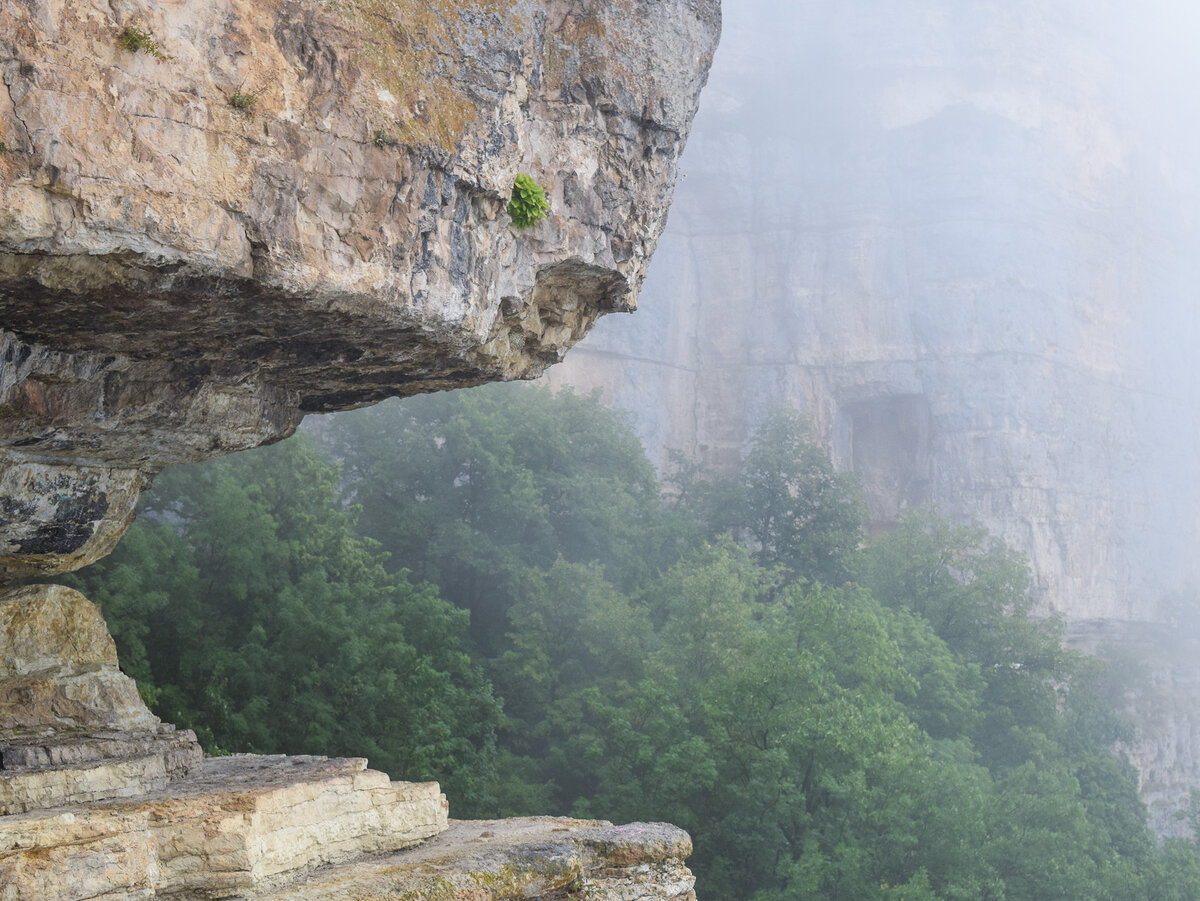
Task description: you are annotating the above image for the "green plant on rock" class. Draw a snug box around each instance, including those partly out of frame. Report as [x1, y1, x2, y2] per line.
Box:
[118, 25, 166, 60]
[507, 173, 550, 229]
[227, 84, 263, 111]
[372, 128, 399, 149]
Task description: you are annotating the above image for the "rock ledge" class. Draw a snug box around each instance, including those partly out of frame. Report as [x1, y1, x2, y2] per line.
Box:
[262, 817, 696, 901]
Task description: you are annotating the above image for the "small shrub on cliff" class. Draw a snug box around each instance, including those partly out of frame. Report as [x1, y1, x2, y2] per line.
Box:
[118, 25, 166, 60]
[372, 128, 399, 149]
[507, 173, 550, 229]
[227, 84, 263, 112]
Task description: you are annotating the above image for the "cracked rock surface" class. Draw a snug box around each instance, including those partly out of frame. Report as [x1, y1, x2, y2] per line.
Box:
[0, 0, 719, 574]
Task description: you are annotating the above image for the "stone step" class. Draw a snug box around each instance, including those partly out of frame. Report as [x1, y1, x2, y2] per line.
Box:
[0, 754, 448, 900]
[0, 750, 169, 817]
[0, 726, 199, 772]
[0, 727, 202, 815]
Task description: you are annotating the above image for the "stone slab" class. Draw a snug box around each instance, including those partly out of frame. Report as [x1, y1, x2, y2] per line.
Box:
[0, 726, 198, 771]
[0, 754, 447, 899]
[0, 750, 168, 816]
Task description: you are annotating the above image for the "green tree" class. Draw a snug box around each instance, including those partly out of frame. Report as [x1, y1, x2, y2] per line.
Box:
[70, 435, 500, 814]
[495, 542, 1002, 899]
[68, 382, 1200, 900]
[673, 407, 866, 584]
[313, 383, 685, 650]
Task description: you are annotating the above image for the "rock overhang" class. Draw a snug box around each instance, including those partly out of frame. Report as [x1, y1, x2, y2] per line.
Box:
[0, 0, 719, 453]
[0, 0, 720, 576]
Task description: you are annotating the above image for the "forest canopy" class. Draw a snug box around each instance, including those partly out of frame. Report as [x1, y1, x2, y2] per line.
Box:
[69, 383, 1200, 901]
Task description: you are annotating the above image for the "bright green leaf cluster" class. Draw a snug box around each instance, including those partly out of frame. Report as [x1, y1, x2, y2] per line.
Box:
[118, 25, 166, 60]
[507, 173, 550, 229]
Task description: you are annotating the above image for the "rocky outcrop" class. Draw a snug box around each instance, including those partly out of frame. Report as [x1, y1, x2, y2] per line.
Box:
[0, 584, 201, 813]
[0, 595, 691, 900]
[0, 0, 720, 573]
[2, 754, 449, 899]
[548, 0, 1200, 832]
[0, 0, 718, 895]
[3, 583, 702, 901]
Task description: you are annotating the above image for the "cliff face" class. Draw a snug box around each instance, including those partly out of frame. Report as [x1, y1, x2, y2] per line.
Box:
[0, 0, 718, 896]
[0, 0, 718, 578]
[548, 0, 1200, 831]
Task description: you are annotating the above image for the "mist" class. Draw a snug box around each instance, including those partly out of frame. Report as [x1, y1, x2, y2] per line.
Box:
[549, 0, 1200, 831]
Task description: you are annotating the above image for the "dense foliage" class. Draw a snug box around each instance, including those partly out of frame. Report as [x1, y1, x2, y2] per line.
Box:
[72, 383, 1200, 899]
[67, 437, 499, 813]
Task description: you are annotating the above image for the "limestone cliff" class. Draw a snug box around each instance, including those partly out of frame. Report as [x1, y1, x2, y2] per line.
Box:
[0, 0, 719, 897]
[548, 0, 1200, 832]
[0, 0, 719, 577]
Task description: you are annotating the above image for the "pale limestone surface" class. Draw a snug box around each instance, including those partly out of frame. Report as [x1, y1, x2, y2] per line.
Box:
[0, 0, 719, 574]
[0, 584, 201, 814]
[257, 818, 696, 901]
[0, 755, 448, 900]
[0, 584, 163, 736]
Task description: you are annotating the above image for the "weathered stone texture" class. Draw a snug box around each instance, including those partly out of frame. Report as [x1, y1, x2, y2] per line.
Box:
[0, 584, 202, 814]
[0, 0, 720, 464]
[0, 583, 159, 735]
[0, 462, 142, 578]
[257, 818, 696, 901]
[0, 755, 449, 899]
[0, 0, 719, 576]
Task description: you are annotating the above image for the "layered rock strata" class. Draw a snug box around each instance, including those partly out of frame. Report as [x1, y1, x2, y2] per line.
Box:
[2, 755, 448, 900]
[0, 584, 201, 815]
[0, 584, 449, 899]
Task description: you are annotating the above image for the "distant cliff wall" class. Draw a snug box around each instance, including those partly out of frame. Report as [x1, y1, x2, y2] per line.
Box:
[548, 0, 1200, 831]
